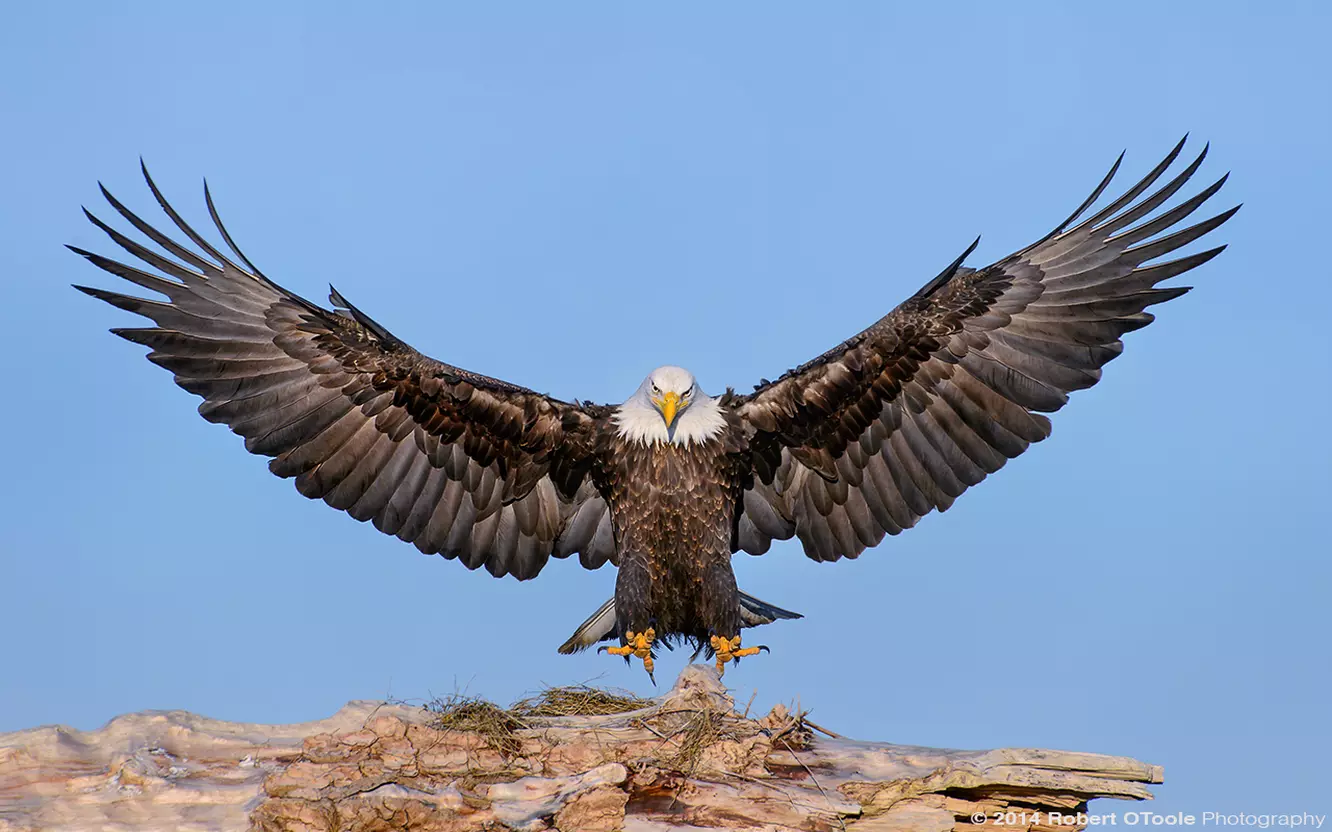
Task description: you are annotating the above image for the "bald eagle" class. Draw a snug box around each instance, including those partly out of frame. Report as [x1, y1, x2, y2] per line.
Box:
[73, 139, 1235, 680]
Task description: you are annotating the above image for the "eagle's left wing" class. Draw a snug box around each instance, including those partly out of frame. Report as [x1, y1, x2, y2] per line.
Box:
[71, 165, 619, 580]
[732, 138, 1237, 562]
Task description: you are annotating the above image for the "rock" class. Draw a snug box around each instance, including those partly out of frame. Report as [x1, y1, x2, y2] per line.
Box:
[0, 666, 1163, 831]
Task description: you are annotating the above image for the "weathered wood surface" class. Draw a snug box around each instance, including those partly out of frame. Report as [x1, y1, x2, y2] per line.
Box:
[0, 666, 1161, 831]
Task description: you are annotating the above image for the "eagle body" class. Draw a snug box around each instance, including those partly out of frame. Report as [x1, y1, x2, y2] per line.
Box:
[71, 139, 1237, 675]
[601, 411, 750, 650]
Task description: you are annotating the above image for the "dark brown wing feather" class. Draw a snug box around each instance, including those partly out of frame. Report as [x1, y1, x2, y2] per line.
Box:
[734, 138, 1237, 562]
[73, 163, 617, 579]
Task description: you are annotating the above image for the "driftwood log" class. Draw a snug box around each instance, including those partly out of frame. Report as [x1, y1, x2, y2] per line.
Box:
[0, 665, 1161, 831]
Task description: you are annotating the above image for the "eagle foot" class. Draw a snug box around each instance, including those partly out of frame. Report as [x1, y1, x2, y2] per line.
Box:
[599, 628, 656, 683]
[710, 634, 768, 675]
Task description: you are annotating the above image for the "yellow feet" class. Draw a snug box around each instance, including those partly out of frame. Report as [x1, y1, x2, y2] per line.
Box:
[599, 628, 657, 682]
[710, 634, 768, 675]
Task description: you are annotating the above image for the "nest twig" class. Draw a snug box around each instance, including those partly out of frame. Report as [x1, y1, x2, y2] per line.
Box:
[511, 684, 648, 718]
[426, 684, 651, 759]
[425, 694, 528, 759]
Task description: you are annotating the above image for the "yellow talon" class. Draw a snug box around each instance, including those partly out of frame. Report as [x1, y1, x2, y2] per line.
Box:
[710, 634, 768, 675]
[600, 629, 657, 681]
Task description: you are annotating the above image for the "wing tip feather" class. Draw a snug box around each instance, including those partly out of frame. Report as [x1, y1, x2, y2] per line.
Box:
[913, 235, 981, 300]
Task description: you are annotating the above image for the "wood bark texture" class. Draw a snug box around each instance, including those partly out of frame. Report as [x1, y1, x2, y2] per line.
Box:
[0, 666, 1162, 831]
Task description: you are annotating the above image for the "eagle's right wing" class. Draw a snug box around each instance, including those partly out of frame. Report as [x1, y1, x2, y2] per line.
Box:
[73, 164, 617, 580]
[733, 138, 1237, 562]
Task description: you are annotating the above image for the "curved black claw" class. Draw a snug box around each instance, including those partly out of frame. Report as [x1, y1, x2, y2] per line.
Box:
[597, 645, 631, 666]
[736, 645, 770, 665]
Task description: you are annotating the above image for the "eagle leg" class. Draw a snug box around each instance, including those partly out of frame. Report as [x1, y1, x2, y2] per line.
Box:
[599, 628, 657, 683]
[709, 634, 768, 675]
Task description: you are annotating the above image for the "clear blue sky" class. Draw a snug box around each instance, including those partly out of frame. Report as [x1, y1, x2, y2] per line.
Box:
[1, 1, 1327, 818]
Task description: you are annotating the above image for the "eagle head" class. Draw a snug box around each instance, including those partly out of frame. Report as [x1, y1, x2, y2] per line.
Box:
[613, 366, 725, 447]
[643, 365, 696, 429]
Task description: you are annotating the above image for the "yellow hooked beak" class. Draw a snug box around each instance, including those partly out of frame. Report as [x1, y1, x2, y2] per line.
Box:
[658, 391, 682, 427]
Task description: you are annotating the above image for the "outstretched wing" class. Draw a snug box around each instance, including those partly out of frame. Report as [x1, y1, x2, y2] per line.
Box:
[733, 138, 1237, 562]
[72, 164, 618, 580]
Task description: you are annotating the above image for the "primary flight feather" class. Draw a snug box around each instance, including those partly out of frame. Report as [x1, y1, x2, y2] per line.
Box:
[72, 139, 1236, 680]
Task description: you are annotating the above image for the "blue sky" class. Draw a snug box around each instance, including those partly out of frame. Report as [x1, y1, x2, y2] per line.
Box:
[1, 1, 1328, 818]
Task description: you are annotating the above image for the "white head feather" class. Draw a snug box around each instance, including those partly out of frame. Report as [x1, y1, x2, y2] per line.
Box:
[612, 365, 727, 447]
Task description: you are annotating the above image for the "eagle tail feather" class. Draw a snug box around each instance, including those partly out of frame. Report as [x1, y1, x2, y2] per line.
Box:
[556, 591, 802, 655]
